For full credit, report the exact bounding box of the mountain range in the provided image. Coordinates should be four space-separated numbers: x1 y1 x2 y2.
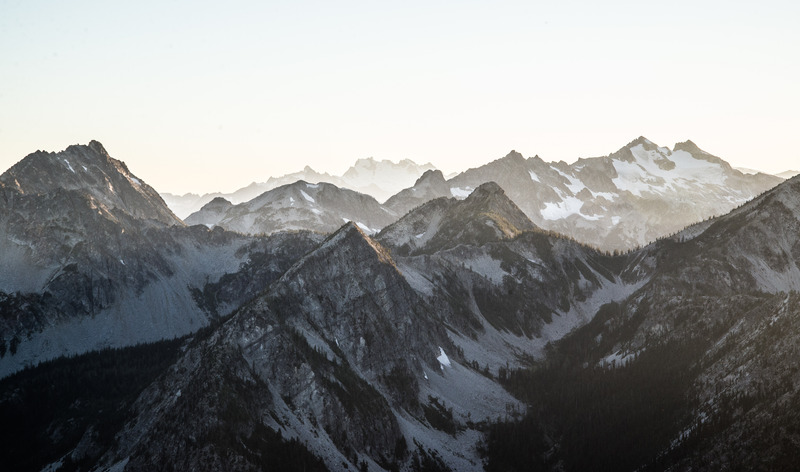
161 158 436 219
183 137 782 252
2 140 800 470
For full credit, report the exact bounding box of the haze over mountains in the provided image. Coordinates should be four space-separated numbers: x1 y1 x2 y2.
183 137 782 251
2 140 800 470
162 158 436 219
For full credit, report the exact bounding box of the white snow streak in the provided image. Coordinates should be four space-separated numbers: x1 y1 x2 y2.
299 190 315 203
437 347 451 368
450 187 472 199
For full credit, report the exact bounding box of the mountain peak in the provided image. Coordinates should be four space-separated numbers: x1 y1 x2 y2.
1 142 180 225
609 136 659 163
466 181 505 200
414 169 446 186
627 136 657 148
673 139 705 155
88 140 110 157
673 140 729 167
502 150 525 162
292 221 397 277
379 181 535 255
205 196 233 208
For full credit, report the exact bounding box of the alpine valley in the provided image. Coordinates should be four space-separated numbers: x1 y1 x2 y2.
2 139 800 471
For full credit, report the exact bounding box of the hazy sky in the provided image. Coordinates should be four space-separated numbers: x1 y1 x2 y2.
1 1 798 194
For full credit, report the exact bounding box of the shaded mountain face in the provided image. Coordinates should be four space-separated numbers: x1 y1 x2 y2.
90 201 647 470
186 180 398 235
0 143 320 378
91 223 520 471
588 175 800 358
482 175 800 471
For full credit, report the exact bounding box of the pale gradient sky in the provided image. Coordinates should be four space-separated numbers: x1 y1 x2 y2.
1 0 798 194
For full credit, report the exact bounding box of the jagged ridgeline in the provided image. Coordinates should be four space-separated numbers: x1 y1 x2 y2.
1 141 799 471
180 137 781 252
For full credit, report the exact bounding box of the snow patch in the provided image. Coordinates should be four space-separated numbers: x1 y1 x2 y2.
130 177 141 186
299 189 315 203
612 144 727 197
415 232 426 239
554 168 586 194
541 196 601 221
356 222 377 234
450 187 472 199
437 347 451 368
306 183 319 188
602 350 636 367
528 170 540 182
63 159 75 173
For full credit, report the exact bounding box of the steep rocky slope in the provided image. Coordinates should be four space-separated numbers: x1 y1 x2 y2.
483 175 800 471
380 184 643 371
92 223 519 471
0 143 318 378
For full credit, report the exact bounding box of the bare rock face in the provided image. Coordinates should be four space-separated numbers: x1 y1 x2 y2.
0 143 317 378
95 223 465 470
